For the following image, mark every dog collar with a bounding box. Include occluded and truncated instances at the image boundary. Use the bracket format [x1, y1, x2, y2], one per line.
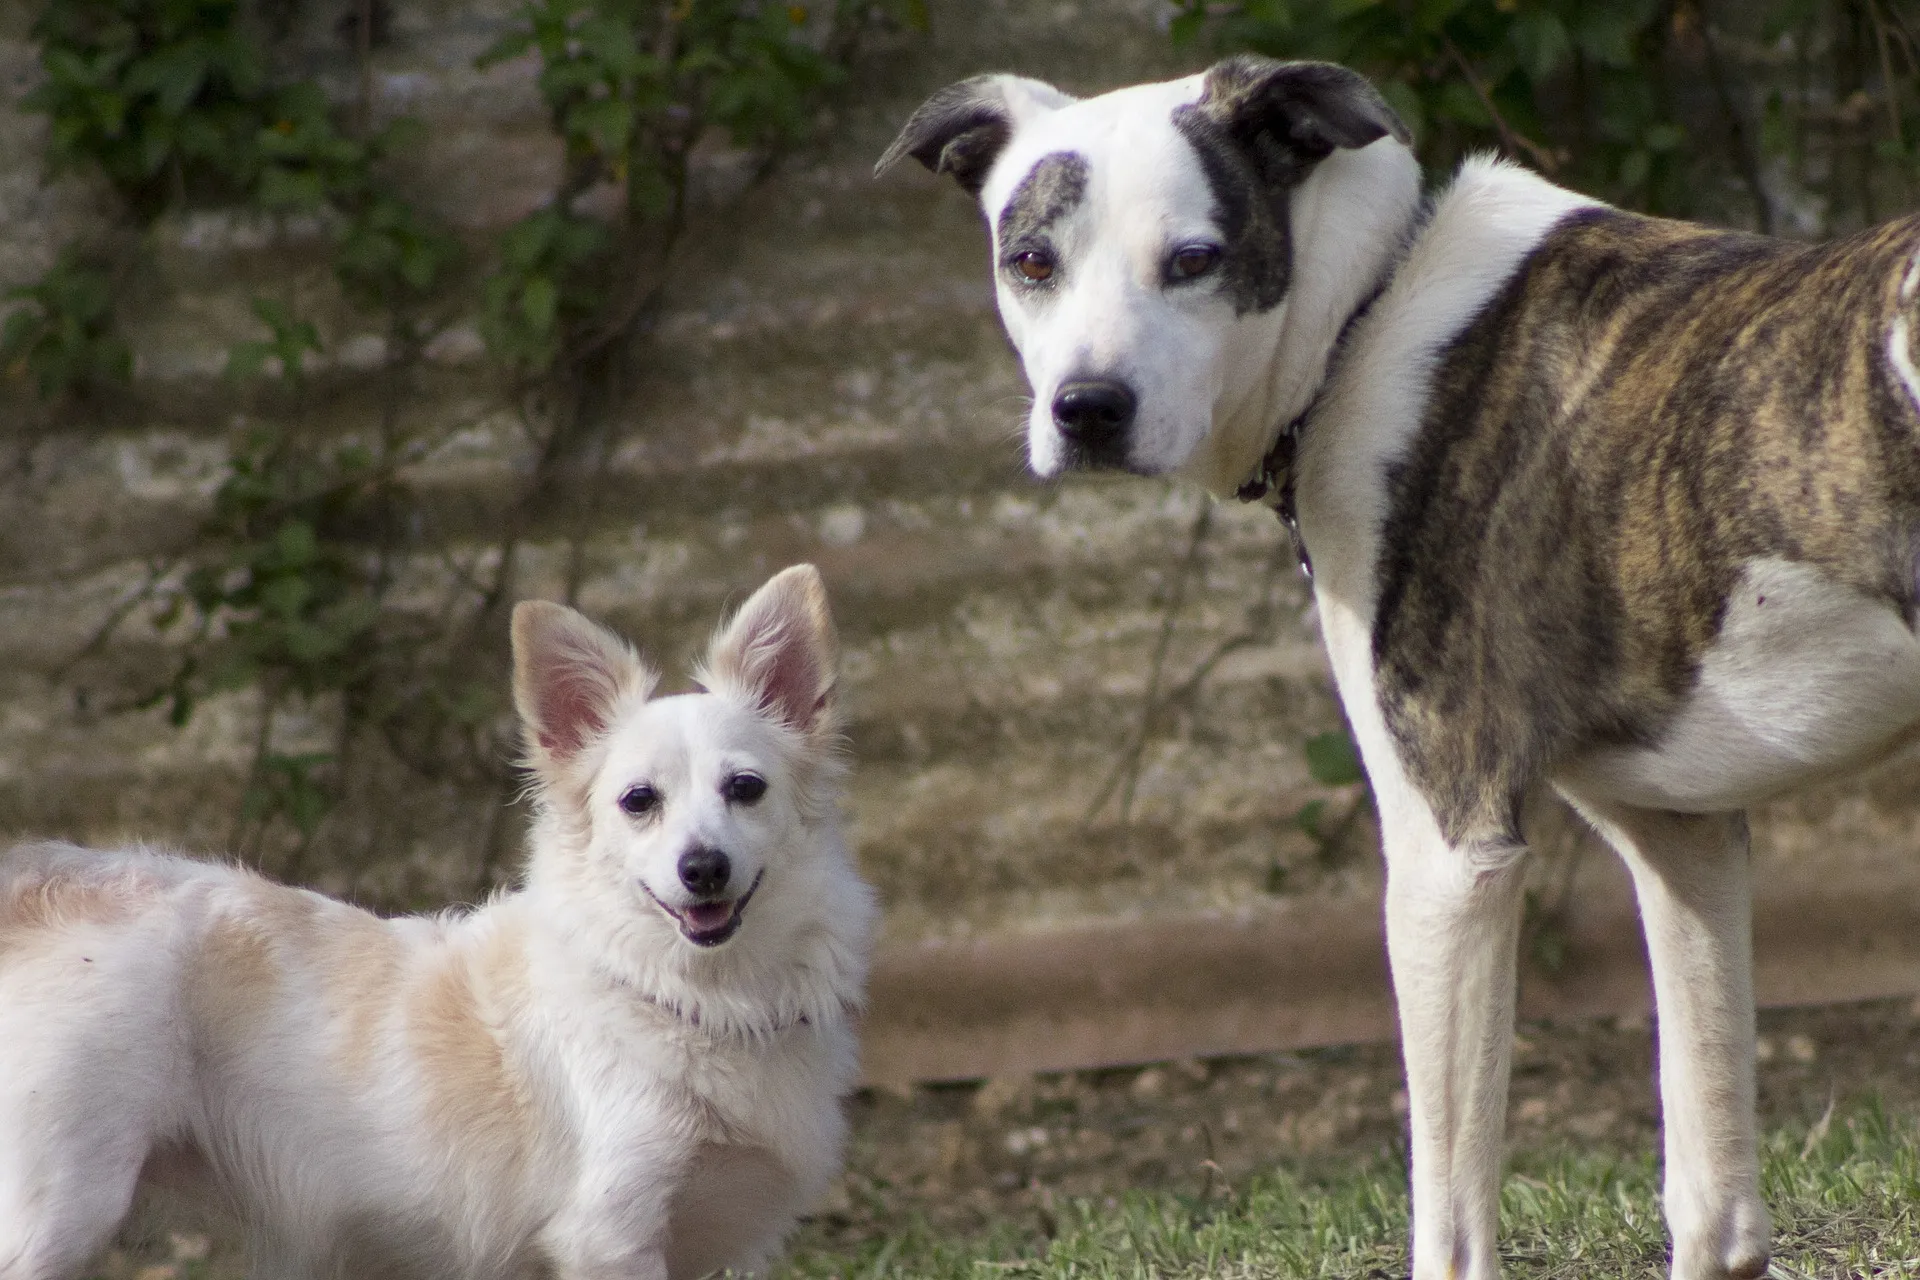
[1233, 262, 1401, 580]
[620, 980, 864, 1042]
[632, 989, 815, 1037]
[1235, 412, 1311, 579]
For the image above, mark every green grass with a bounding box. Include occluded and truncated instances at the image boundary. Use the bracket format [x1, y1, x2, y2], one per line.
[780, 1102, 1920, 1279]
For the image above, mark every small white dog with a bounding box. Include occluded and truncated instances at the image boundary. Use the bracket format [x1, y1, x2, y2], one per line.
[0, 564, 876, 1280]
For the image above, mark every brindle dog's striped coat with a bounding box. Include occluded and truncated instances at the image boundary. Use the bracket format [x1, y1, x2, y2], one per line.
[884, 54, 1920, 1280]
[1380, 208, 1920, 850]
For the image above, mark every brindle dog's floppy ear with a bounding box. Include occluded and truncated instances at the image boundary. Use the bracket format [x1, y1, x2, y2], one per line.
[875, 75, 1076, 197]
[1193, 56, 1410, 176]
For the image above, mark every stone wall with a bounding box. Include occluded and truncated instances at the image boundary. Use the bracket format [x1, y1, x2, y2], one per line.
[3, 0, 1919, 1079]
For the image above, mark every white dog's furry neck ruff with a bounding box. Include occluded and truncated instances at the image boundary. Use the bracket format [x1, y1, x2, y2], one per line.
[1191, 137, 1426, 498]
[521, 806, 870, 1043]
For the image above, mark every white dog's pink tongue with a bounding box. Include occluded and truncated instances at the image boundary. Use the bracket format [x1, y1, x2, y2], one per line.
[685, 902, 733, 931]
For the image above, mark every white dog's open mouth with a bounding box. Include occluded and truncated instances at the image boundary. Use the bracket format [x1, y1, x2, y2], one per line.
[648, 871, 763, 948]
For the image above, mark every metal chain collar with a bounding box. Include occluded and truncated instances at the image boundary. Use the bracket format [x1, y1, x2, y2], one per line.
[1234, 412, 1312, 579]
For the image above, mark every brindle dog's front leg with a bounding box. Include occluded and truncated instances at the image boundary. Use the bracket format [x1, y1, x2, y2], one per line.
[1380, 794, 1530, 1280]
[1569, 799, 1770, 1280]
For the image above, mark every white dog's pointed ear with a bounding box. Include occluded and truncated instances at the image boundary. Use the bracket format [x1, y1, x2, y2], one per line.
[1192, 56, 1410, 172]
[512, 601, 657, 771]
[876, 74, 1076, 196]
[702, 565, 839, 737]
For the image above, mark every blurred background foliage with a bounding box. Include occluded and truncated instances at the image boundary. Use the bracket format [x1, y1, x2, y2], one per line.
[1, 0, 1914, 886]
[6, 0, 925, 879]
[1170, 0, 1918, 234]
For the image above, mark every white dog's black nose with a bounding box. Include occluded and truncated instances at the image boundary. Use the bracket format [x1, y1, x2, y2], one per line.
[1052, 379, 1137, 446]
[678, 847, 731, 897]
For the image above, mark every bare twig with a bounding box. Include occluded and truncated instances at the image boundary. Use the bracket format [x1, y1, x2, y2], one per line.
[1084, 525, 1297, 834]
[1864, 0, 1907, 147]
[1800, 1089, 1838, 1160]
[354, 0, 375, 138]
[1701, 6, 1777, 233]
[1441, 35, 1560, 174]
[1160, 535, 1294, 715]
[1519, 801, 1593, 973]
[49, 556, 179, 683]
[1082, 499, 1214, 827]
[1884, 0, 1920, 61]
[1306, 791, 1372, 866]
[228, 689, 281, 860]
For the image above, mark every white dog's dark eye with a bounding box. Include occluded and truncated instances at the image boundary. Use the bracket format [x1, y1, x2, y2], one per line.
[1169, 244, 1220, 280]
[1011, 250, 1055, 284]
[618, 785, 660, 816]
[723, 773, 767, 804]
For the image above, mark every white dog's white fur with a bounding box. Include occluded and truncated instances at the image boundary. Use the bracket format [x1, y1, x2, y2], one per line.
[0, 564, 876, 1280]
[884, 55, 1920, 1280]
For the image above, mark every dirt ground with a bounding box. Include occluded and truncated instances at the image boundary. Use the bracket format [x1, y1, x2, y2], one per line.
[800, 998, 1920, 1254]
[98, 999, 1920, 1278]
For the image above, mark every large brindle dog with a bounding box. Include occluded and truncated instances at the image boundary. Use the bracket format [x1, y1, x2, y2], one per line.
[880, 55, 1920, 1280]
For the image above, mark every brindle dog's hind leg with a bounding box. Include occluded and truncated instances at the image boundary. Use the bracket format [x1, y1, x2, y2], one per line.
[1565, 798, 1770, 1280]
[1379, 786, 1531, 1280]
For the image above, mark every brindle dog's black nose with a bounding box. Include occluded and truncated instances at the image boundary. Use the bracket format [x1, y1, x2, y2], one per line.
[678, 847, 731, 897]
[1052, 379, 1137, 445]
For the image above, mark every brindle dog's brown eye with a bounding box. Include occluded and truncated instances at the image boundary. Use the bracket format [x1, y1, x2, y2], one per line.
[1013, 251, 1054, 283]
[1170, 244, 1221, 280]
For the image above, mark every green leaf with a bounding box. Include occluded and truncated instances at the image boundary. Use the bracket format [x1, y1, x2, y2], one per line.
[519, 274, 559, 334]
[1572, 8, 1639, 68]
[1378, 78, 1425, 143]
[1759, 0, 1820, 42]
[1414, 0, 1465, 35]
[540, 57, 607, 103]
[1264, 858, 1290, 894]
[256, 165, 326, 211]
[274, 519, 319, 567]
[1304, 730, 1365, 788]
[1435, 78, 1490, 128]
[251, 295, 293, 331]
[568, 95, 633, 155]
[1618, 147, 1651, 190]
[284, 618, 337, 664]
[574, 14, 640, 74]
[2, 248, 131, 400]
[1167, 5, 1207, 46]
[500, 211, 560, 267]
[478, 27, 536, 68]
[260, 572, 312, 619]
[1509, 11, 1570, 83]
[627, 164, 674, 219]
[1644, 123, 1685, 153]
[226, 339, 272, 380]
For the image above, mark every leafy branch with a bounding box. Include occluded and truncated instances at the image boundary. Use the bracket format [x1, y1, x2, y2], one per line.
[1170, 0, 1918, 230]
[0, 247, 130, 399]
[25, 0, 922, 889]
